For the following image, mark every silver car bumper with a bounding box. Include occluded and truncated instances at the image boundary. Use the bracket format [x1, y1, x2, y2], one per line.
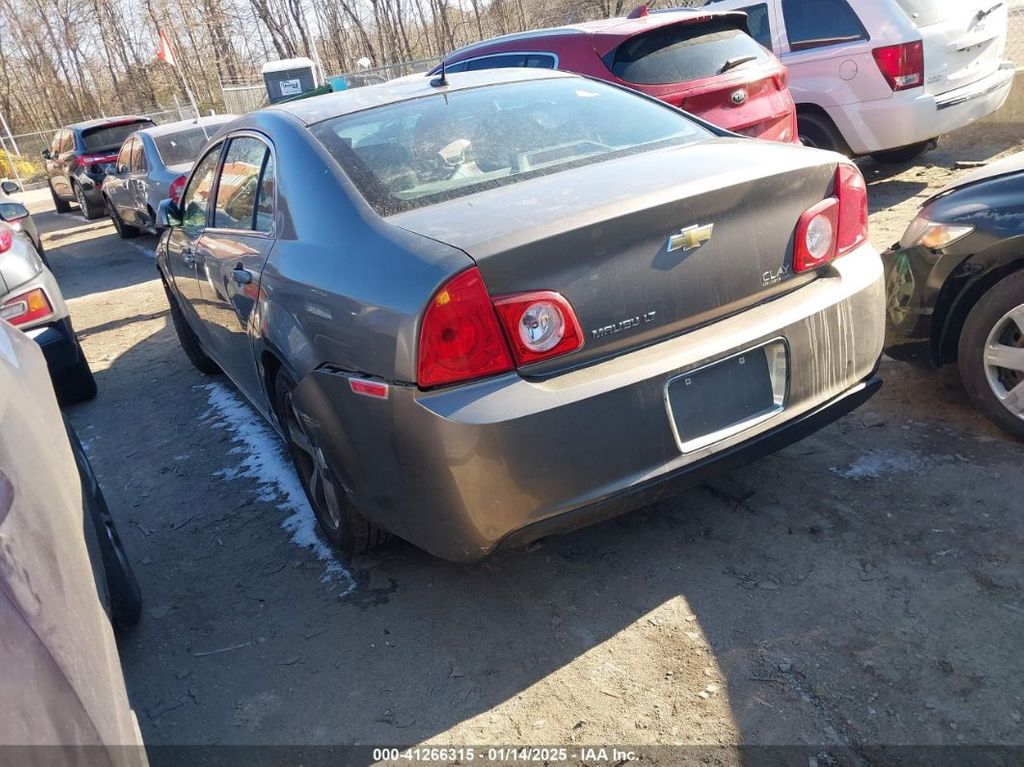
[298, 243, 885, 560]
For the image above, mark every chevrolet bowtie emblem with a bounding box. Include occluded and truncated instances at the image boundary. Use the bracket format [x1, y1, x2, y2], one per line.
[667, 223, 714, 253]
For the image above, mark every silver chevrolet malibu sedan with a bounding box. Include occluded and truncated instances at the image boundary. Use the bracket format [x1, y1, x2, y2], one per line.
[156, 68, 885, 561]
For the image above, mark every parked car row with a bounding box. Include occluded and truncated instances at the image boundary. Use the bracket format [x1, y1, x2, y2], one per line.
[434, 0, 1015, 162]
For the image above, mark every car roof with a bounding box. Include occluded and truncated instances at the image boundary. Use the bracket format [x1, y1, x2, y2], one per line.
[139, 115, 238, 139]
[445, 8, 743, 59]
[66, 115, 155, 132]
[270, 67, 575, 126]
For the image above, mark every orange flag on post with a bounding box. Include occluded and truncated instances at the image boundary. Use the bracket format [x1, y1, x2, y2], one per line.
[156, 29, 176, 68]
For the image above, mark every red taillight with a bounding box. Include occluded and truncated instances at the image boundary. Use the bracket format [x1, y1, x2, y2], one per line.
[872, 41, 924, 91]
[793, 164, 869, 273]
[417, 268, 514, 388]
[793, 197, 839, 273]
[0, 227, 11, 254]
[169, 175, 187, 205]
[835, 163, 868, 256]
[0, 287, 52, 326]
[493, 291, 584, 365]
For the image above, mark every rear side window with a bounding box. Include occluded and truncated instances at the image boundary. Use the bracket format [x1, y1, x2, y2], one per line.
[609, 18, 770, 85]
[116, 141, 132, 171]
[82, 120, 156, 153]
[781, 0, 867, 51]
[893, 0, 946, 27]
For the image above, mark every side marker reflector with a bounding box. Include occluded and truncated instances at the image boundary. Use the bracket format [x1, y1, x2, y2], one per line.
[349, 378, 389, 399]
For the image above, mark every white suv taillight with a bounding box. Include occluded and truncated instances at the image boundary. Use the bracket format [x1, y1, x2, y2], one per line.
[872, 41, 924, 91]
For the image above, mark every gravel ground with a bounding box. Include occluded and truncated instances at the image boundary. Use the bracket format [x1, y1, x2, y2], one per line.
[21, 120, 1024, 760]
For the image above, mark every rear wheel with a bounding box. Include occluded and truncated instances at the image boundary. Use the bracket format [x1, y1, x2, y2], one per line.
[797, 112, 851, 155]
[49, 180, 72, 213]
[107, 197, 141, 239]
[54, 351, 98, 406]
[163, 281, 220, 375]
[870, 140, 933, 164]
[274, 369, 388, 554]
[958, 271, 1024, 442]
[74, 182, 103, 220]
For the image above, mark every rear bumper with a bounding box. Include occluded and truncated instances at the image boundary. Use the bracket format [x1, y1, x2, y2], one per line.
[296, 245, 886, 561]
[830, 63, 1015, 155]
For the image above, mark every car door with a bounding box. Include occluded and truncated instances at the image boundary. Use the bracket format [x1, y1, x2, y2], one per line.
[47, 132, 73, 198]
[164, 142, 223, 339]
[106, 139, 134, 220]
[128, 138, 149, 227]
[194, 134, 277, 405]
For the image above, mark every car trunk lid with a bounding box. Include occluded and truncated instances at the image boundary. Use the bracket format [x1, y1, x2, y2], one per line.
[391, 138, 836, 374]
[897, 0, 1009, 96]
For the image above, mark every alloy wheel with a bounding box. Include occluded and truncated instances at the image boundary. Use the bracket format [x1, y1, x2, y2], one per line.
[983, 303, 1024, 421]
[283, 391, 344, 533]
[75, 185, 87, 212]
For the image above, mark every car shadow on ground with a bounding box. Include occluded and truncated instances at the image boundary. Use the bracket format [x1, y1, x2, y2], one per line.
[69, 321, 1024, 754]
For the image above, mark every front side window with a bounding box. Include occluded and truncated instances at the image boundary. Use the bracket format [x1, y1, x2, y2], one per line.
[49, 132, 62, 155]
[60, 132, 73, 154]
[214, 137, 270, 231]
[781, 0, 868, 51]
[180, 144, 222, 229]
[609, 18, 771, 85]
[311, 77, 710, 215]
[463, 53, 556, 71]
[116, 140, 133, 171]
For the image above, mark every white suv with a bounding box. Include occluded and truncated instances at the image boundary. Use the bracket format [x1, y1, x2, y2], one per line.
[705, 0, 1016, 162]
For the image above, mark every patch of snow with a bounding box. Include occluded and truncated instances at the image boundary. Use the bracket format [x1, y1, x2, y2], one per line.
[201, 382, 355, 594]
[832, 450, 930, 480]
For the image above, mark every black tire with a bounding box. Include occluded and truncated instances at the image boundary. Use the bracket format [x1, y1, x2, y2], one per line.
[66, 418, 142, 630]
[49, 180, 72, 213]
[54, 350, 98, 406]
[870, 140, 933, 164]
[797, 112, 851, 155]
[73, 182, 103, 220]
[958, 271, 1024, 442]
[163, 281, 221, 375]
[106, 197, 141, 239]
[274, 369, 388, 554]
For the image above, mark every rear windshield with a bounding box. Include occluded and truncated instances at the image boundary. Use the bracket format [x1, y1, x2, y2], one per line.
[154, 125, 225, 167]
[311, 78, 711, 216]
[609, 18, 770, 85]
[894, 0, 947, 27]
[82, 120, 155, 152]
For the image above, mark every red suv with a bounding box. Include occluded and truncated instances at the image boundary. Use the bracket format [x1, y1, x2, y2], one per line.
[435, 5, 797, 143]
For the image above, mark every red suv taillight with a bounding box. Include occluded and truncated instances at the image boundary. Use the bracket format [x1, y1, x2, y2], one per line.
[169, 174, 187, 205]
[872, 41, 924, 91]
[417, 268, 584, 388]
[793, 164, 869, 273]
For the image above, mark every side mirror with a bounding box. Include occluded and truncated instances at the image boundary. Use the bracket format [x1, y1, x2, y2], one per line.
[0, 180, 19, 195]
[156, 198, 182, 228]
[40, 148, 51, 160]
[0, 202, 29, 222]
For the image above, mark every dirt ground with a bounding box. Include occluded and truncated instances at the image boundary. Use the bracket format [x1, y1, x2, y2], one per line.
[22, 118, 1024, 761]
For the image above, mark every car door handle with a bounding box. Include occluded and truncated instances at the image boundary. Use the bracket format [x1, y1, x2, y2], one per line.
[231, 266, 253, 285]
[182, 247, 196, 267]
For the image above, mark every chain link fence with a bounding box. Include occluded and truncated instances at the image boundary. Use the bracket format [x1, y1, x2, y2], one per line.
[0, 103, 200, 188]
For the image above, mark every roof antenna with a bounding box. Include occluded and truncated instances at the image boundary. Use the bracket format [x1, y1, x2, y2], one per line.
[430, 57, 448, 88]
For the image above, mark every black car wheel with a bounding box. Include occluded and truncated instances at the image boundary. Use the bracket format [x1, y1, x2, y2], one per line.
[54, 350, 98, 406]
[163, 281, 221, 375]
[49, 180, 72, 214]
[66, 418, 142, 630]
[73, 182, 102, 220]
[798, 112, 851, 156]
[274, 369, 388, 554]
[106, 198, 141, 239]
[959, 271, 1024, 442]
[870, 140, 934, 165]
